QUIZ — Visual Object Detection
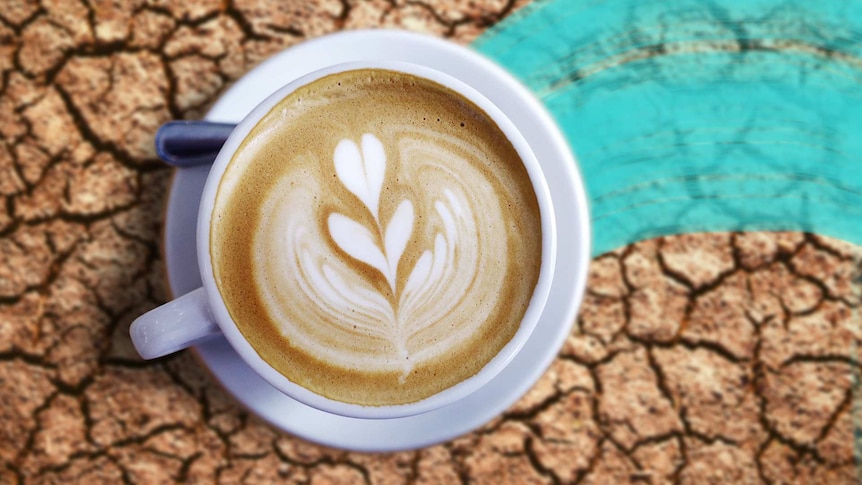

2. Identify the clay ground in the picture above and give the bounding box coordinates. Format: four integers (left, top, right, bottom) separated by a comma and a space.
2, 1, 862, 483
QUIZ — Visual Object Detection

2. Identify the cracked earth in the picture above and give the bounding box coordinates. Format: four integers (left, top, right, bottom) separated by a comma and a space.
1, 1, 861, 483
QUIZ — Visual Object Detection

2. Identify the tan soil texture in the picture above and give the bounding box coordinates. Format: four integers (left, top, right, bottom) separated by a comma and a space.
2, 1, 862, 484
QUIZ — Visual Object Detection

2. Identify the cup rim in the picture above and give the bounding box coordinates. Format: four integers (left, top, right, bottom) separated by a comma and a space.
196, 59, 557, 419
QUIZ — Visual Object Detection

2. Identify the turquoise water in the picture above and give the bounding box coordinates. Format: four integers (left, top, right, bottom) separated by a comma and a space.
474, 0, 862, 256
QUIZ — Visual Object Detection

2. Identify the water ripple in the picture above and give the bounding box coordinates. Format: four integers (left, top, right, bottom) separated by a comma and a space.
475, 0, 862, 255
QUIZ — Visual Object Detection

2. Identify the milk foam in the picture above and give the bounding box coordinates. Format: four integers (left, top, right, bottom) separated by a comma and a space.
255, 132, 501, 379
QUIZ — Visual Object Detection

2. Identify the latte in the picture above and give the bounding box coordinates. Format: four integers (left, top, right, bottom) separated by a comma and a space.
210, 69, 542, 406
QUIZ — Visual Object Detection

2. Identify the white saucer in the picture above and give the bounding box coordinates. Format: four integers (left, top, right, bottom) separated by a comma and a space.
164, 30, 590, 452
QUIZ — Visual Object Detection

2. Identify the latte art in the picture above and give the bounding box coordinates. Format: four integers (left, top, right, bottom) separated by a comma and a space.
258, 132, 499, 381
211, 69, 542, 405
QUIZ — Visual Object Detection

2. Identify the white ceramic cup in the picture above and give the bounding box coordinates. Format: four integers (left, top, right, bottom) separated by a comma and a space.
131, 59, 559, 419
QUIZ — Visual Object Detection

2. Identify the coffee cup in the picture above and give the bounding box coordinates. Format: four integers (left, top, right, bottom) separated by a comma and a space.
131, 59, 558, 419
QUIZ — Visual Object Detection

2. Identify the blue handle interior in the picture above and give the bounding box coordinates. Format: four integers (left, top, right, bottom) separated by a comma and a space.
156, 121, 236, 167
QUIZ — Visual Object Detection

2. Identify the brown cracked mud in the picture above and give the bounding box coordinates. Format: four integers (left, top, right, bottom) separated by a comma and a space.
2, 1, 861, 483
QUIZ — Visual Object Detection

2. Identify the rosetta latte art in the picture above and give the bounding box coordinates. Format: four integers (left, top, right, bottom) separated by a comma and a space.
254, 131, 504, 381
213, 69, 540, 404
325, 133, 473, 379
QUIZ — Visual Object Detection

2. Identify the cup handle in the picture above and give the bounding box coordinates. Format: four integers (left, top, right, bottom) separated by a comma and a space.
130, 287, 221, 359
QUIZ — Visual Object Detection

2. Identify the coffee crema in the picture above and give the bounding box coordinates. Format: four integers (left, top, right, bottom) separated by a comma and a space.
211, 69, 542, 406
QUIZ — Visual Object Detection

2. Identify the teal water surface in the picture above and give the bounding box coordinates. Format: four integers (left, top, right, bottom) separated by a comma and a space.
474, 0, 862, 256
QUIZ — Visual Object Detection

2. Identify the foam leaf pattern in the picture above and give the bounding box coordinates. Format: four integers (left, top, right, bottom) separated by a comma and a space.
327, 212, 388, 279
329, 134, 417, 294
315, 133, 479, 378
333, 134, 386, 219
383, 199, 414, 290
